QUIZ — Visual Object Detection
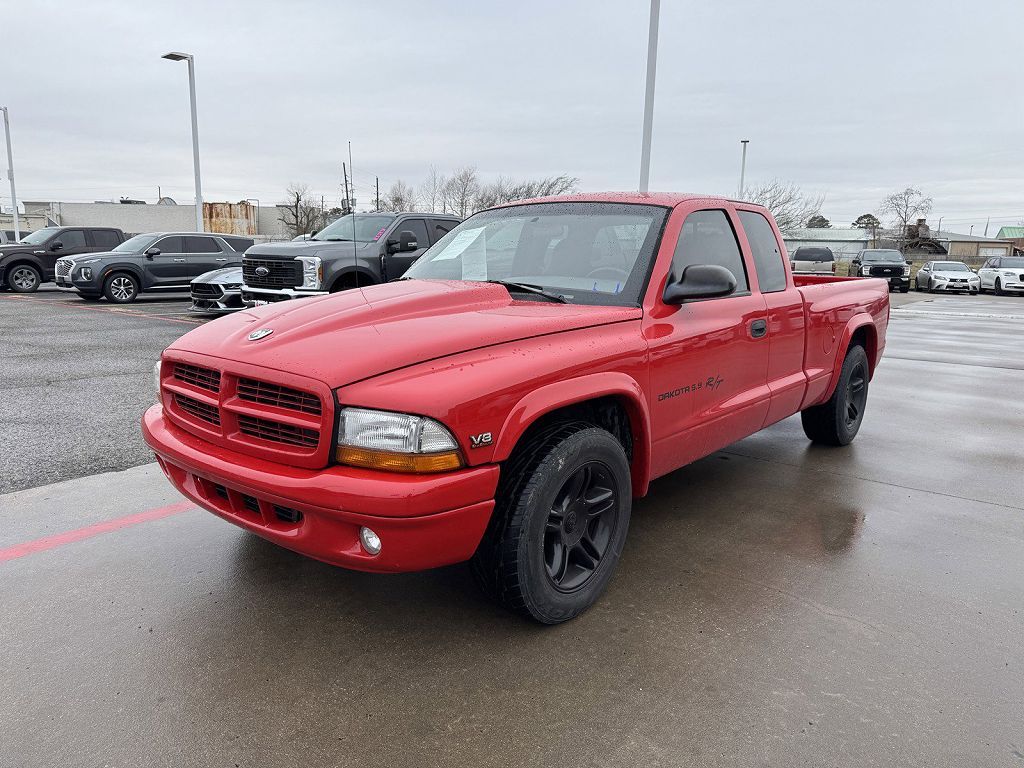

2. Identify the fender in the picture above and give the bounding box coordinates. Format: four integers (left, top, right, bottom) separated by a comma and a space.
329, 266, 379, 292
0, 251, 45, 277
492, 371, 653, 497
98, 262, 146, 287
821, 314, 877, 401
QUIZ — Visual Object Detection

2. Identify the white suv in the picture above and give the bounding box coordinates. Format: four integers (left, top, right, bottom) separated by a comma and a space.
978, 256, 1024, 295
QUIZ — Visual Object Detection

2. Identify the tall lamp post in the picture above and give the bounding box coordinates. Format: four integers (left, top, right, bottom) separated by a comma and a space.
162, 51, 204, 232
638, 0, 660, 193
738, 139, 750, 200
1, 107, 20, 240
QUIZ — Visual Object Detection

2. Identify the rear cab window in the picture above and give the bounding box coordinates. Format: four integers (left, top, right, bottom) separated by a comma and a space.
738, 211, 787, 293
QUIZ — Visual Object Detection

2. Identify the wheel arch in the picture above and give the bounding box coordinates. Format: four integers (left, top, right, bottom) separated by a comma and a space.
822, 316, 877, 401
328, 267, 378, 292
491, 372, 653, 498
2, 254, 45, 282
100, 263, 145, 285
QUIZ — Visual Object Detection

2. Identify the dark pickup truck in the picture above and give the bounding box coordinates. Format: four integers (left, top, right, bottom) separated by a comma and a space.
0, 226, 126, 292
241, 212, 460, 304
850, 248, 910, 292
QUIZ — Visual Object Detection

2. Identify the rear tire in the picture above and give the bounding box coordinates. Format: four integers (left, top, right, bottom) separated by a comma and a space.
801, 344, 870, 447
471, 423, 631, 624
8, 264, 41, 293
103, 272, 139, 303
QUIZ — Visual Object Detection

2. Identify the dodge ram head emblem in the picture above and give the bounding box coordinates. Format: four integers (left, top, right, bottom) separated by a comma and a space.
254, 266, 270, 277
247, 328, 274, 341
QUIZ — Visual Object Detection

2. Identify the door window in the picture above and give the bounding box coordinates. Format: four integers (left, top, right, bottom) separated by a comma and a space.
672, 210, 748, 293
396, 219, 429, 248
153, 236, 183, 253
58, 230, 87, 249
432, 220, 456, 243
184, 236, 222, 253
91, 230, 122, 249
738, 211, 786, 292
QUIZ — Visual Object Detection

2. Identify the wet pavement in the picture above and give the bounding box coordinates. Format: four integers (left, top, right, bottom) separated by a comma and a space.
2, 293, 1023, 766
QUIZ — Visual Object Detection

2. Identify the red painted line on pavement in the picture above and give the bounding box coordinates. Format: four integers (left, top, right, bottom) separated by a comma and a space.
0, 501, 195, 563
0, 294, 203, 326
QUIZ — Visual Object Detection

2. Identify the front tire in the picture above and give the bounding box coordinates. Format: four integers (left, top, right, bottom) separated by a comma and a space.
8, 264, 41, 293
472, 423, 632, 624
801, 344, 870, 446
103, 272, 139, 303
995, 279, 1005, 297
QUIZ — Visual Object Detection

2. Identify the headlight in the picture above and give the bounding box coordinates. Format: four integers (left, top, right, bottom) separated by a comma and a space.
79, 267, 93, 280
297, 256, 323, 289
336, 407, 463, 473
1002, 271, 1017, 278
902, 266, 911, 276
153, 360, 162, 404
861, 266, 871, 275
223, 283, 241, 290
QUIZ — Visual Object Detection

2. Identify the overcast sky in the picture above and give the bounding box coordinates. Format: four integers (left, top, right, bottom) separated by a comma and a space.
4, 0, 1022, 233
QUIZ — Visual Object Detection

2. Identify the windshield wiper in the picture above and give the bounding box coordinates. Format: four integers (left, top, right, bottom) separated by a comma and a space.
487, 280, 570, 304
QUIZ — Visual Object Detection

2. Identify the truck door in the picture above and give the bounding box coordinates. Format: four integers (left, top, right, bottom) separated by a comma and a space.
736, 209, 808, 426
383, 218, 431, 279
645, 207, 770, 478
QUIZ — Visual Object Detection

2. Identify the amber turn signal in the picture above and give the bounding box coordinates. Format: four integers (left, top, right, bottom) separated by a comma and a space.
336, 446, 464, 474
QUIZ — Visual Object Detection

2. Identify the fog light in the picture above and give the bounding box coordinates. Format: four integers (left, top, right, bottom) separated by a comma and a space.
359, 526, 381, 555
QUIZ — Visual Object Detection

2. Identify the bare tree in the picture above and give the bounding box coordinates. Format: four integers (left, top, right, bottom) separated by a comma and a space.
380, 180, 417, 212
506, 174, 579, 201
420, 166, 447, 213
879, 187, 932, 242
279, 183, 322, 238
745, 179, 824, 233
443, 167, 480, 219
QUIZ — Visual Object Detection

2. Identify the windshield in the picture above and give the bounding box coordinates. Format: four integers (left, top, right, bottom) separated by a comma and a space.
861, 250, 904, 262
312, 214, 396, 242
114, 234, 160, 253
404, 202, 668, 307
1002, 257, 1024, 268
19, 228, 60, 245
932, 262, 970, 272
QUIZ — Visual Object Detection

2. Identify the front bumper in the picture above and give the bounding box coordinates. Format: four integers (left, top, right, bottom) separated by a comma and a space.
142, 405, 498, 572
190, 288, 245, 314
930, 280, 978, 292
886, 276, 910, 290
241, 286, 326, 305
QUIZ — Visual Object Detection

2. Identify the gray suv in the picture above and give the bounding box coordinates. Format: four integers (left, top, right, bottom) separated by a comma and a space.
54, 232, 253, 303
241, 212, 459, 304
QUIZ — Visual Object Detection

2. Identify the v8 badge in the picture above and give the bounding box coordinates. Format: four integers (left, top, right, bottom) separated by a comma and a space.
470, 432, 493, 448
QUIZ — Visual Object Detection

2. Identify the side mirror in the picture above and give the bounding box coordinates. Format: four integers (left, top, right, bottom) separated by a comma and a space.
663, 264, 737, 304
50, 241, 64, 252
388, 230, 419, 253
144, 247, 161, 258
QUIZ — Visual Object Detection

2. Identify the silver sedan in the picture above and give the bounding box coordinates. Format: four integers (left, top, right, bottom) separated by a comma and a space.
914, 261, 980, 294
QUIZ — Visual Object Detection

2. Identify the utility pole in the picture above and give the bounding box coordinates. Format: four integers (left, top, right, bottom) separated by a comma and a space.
984, 217, 990, 237
348, 141, 355, 211
638, 0, 660, 193
1, 106, 21, 240
342, 163, 351, 215
738, 139, 750, 199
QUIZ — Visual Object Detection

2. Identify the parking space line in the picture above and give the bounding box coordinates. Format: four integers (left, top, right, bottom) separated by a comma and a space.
0, 501, 195, 563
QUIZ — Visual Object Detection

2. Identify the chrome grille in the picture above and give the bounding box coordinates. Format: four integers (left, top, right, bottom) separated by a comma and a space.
55, 260, 72, 278
243, 257, 302, 289
173, 363, 221, 393
237, 415, 319, 448
237, 378, 322, 415
175, 393, 221, 426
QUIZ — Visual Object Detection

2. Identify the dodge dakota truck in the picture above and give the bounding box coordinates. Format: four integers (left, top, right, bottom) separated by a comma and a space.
143, 193, 889, 624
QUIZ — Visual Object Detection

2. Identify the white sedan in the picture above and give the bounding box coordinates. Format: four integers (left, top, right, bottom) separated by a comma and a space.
914, 261, 980, 294
978, 256, 1024, 295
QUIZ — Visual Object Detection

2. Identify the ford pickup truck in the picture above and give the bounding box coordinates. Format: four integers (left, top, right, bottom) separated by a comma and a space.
143, 193, 889, 624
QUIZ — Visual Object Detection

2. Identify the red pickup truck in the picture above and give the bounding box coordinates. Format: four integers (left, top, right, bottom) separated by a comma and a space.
143, 193, 889, 624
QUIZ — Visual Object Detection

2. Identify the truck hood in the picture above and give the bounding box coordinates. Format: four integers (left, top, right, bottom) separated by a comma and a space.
168, 279, 641, 388
245, 240, 374, 258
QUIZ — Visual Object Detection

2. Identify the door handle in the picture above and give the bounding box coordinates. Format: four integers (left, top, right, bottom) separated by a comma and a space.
215, 257, 228, 261
173, 258, 186, 263
750, 319, 768, 339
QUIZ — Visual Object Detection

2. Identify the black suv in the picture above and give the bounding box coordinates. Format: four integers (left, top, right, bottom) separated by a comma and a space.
850, 248, 910, 292
241, 212, 459, 304
0, 226, 125, 292
54, 232, 253, 303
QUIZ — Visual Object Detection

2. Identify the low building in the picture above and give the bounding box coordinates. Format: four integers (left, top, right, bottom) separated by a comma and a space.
995, 226, 1024, 254
933, 230, 1013, 266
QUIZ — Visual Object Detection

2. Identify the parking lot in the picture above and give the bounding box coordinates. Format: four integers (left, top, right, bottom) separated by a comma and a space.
2, 287, 1023, 766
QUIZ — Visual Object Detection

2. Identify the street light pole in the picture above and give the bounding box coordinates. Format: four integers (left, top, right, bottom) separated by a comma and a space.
738, 139, 750, 200
162, 52, 204, 232
1, 107, 20, 240
638, 0, 660, 193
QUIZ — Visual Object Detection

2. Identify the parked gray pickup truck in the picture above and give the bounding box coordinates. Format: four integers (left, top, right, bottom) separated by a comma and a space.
241, 212, 460, 304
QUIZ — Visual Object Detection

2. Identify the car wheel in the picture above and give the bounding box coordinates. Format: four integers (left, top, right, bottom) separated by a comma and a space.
995, 279, 1004, 297
471, 422, 632, 624
103, 272, 139, 303
801, 344, 870, 447
8, 264, 41, 293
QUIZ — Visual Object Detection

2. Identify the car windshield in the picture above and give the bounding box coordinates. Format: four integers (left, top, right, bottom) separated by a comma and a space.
19, 228, 60, 245
113, 234, 160, 253
861, 250, 904, 262
1002, 257, 1024, 268
312, 214, 396, 242
404, 202, 669, 307
933, 262, 970, 272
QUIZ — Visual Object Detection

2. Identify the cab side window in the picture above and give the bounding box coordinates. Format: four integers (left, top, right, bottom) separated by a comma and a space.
59, 230, 87, 249
738, 211, 786, 292
396, 218, 429, 248
671, 210, 748, 293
